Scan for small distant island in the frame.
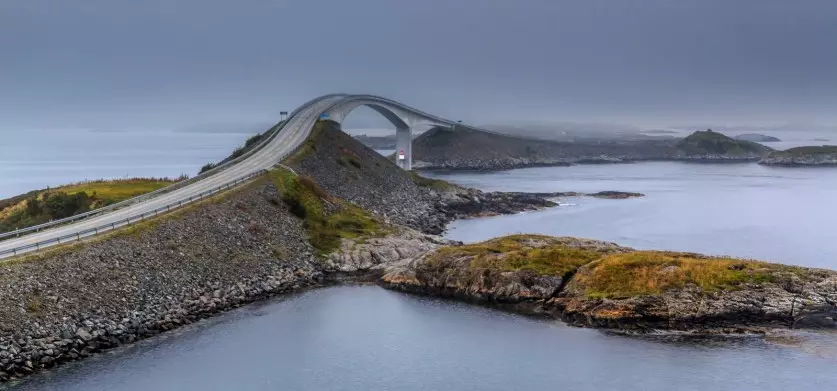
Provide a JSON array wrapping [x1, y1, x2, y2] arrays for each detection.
[[734, 133, 782, 142], [760, 145, 837, 166], [411, 128, 773, 170]]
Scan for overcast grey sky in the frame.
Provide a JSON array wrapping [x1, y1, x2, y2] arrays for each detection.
[[2, 0, 837, 131]]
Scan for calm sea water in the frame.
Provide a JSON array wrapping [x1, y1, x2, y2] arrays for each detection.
[[428, 162, 837, 269], [5, 139, 837, 389], [0, 129, 250, 199], [8, 286, 837, 391]]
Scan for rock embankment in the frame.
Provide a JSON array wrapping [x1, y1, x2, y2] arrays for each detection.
[[288, 121, 564, 233], [760, 146, 837, 166], [0, 120, 569, 382], [325, 229, 450, 273], [0, 178, 324, 381], [412, 128, 772, 170], [381, 235, 837, 333]]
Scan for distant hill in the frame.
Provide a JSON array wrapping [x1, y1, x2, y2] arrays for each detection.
[[675, 130, 772, 158], [480, 121, 646, 142], [734, 133, 781, 142], [353, 134, 396, 150], [411, 128, 772, 170], [760, 145, 837, 166]]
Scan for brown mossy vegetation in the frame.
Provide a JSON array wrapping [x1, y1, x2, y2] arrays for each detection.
[[428, 235, 612, 276], [407, 171, 455, 191], [269, 168, 385, 256], [572, 251, 807, 299], [419, 234, 819, 300], [0, 178, 178, 234]]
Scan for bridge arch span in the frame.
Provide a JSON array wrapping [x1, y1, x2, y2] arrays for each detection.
[[319, 95, 453, 170]]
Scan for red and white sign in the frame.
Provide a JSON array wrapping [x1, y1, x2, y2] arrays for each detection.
[[398, 149, 405, 160]]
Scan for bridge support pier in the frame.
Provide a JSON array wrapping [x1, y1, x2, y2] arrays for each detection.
[[395, 126, 412, 170]]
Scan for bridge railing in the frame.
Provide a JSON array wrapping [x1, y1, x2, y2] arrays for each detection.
[[0, 170, 268, 259], [0, 93, 347, 243], [323, 94, 517, 138], [0, 93, 505, 248]]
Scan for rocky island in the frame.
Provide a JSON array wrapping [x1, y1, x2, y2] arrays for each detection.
[[412, 128, 772, 170], [381, 235, 837, 332], [0, 120, 831, 383], [760, 146, 837, 166]]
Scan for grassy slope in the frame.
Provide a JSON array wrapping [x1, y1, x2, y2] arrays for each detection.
[[406, 171, 455, 191], [0, 178, 176, 233], [427, 235, 610, 276], [268, 168, 386, 256], [57, 179, 176, 204], [573, 251, 805, 298], [427, 235, 811, 299]]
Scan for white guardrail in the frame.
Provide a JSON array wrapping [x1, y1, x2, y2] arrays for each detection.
[[0, 170, 267, 258], [0, 93, 347, 243], [0, 93, 493, 258]]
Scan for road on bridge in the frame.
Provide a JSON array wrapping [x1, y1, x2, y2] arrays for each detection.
[[0, 96, 346, 259], [0, 94, 488, 260]]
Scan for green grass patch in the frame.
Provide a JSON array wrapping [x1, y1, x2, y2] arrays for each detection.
[[3, 175, 269, 265], [573, 251, 805, 299], [58, 178, 175, 204], [0, 178, 178, 234], [429, 235, 609, 276], [408, 171, 454, 191], [269, 168, 385, 256]]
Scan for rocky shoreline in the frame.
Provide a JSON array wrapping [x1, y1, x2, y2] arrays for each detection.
[[379, 235, 837, 334], [0, 178, 325, 382], [0, 270, 321, 381], [0, 121, 820, 383], [0, 184, 537, 382], [0, 122, 567, 383], [759, 146, 837, 167]]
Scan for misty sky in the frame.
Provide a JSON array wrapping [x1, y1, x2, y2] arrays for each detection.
[[2, 0, 837, 131]]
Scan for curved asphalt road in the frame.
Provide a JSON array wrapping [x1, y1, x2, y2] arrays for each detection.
[[0, 95, 347, 259]]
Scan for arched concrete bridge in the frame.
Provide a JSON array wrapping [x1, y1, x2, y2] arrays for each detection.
[[320, 94, 468, 170], [0, 94, 488, 258]]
